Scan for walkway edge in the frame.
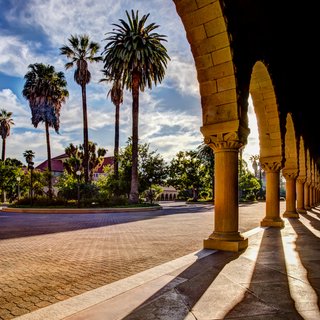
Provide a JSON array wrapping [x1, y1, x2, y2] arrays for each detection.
[[1, 206, 162, 214], [13, 227, 263, 320]]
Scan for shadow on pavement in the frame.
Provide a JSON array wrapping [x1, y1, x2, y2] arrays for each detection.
[[0, 204, 213, 240]]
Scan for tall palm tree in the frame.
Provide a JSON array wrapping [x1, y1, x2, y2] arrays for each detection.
[[0, 109, 14, 161], [23, 149, 35, 204], [100, 71, 123, 181], [249, 154, 260, 178], [60, 34, 102, 183], [102, 10, 170, 203], [22, 63, 68, 199]]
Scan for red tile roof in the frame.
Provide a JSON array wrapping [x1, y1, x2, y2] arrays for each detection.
[[36, 159, 65, 172], [36, 154, 114, 174]]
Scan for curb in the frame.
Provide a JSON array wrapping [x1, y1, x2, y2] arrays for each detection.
[[1, 206, 163, 214]]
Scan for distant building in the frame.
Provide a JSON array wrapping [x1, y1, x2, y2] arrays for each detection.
[[36, 153, 67, 177], [158, 186, 178, 201], [36, 154, 114, 181]]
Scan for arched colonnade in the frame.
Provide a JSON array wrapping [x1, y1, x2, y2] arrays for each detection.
[[173, 0, 320, 251]]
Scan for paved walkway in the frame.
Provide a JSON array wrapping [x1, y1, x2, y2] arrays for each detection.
[[14, 207, 320, 320], [0, 202, 291, 319]]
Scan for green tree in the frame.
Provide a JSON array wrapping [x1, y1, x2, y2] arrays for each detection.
[[0, 158, 24, 202], [239, 171, 261, 201], [60, 34, 102, 184], [104, 139, 167, 198], [168, 150, 210, 201], [0, 109, 14, 161], [100, 73, 123, 181], [63, 141, 106, 183], [196, 143, 215, 200], [22, 63, 68, 199], [102, 10, 170, 203]]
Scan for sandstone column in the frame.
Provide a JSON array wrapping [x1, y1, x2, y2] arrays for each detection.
[[283, 170, 299, 218], [304, 181, 311, 210], [203, 132, 248, 252], [260, 159, 284, 227], [296, 176, 306, 214]]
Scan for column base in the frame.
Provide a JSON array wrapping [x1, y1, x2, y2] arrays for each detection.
[[204, 238, 248, 252], [260, 217, 284, 228], [297, 208, 307, 214], [283, 211, 300, 218]]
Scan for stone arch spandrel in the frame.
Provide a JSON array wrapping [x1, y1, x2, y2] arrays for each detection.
[[298, 136, 306, 178], [283, 113, 298, 171], [173, 0, 247, 144], [249, 61, 282, 162]]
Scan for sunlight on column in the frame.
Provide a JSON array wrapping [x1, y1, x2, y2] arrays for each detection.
[[281, 221, 320, 318]]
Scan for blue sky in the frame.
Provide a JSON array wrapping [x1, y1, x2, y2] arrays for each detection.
[[0, 0, 259, 167]]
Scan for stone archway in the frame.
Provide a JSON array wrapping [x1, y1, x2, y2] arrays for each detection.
[[173, 0, 249, 252], [282, 114, 299, 218], [249, 61, 284, 228]]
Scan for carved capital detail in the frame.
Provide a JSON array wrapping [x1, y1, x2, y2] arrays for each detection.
[[260, 162, 282, 173], [296, 176, 306, 184], [282, 169, 298, 180], [204, 131, 243, 152]]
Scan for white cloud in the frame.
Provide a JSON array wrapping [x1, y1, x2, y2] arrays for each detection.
[[0, 89, 30, 127], [163, 56, 200, 97], [6, 129, 73, 166], [0, 0, 206, 164], [0, 35, 52, 77]]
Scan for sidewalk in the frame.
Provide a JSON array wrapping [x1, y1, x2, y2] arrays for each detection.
[[14, 209, 320, 320]]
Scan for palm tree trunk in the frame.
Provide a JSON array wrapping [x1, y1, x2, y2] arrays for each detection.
[[82, 83, 89, 184], [129, 72, 140, 204], [114, 102, 120, 180], [45, 121, 53, 199], [1, 138, 6, 203], [1, 138, 6, 161]]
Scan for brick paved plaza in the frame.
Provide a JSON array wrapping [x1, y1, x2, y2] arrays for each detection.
[[0, 202, 283, 319]]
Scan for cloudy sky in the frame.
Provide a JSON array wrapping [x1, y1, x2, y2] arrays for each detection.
[[0, 0, 259, 168]]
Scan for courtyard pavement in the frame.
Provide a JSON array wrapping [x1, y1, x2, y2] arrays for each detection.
[[2, 201, 318, 320]]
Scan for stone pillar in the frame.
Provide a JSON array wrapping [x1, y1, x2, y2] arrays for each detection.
[[203, 132, 248, 252], [309, 185, 314, 207], [260, 159, 284, 227], [283, 170, 299, 218], [296, 177, 306, 214], [304, 181, 311, 210]]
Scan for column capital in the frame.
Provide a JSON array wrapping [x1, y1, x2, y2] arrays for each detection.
[[282, 169, 298, 180], [260, 156, 283, 173], [296, 175, 306, 184], [204, 131, 243, 152]]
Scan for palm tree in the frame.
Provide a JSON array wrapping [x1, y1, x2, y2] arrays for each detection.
[[22, 63, 68, 199], [100, 72, 123, 181], [102, 10, 170, 203], [23, 149, 35, 204], [60, 34, 102, 183], [249, 154, 260, 178], [0, 109, 14, 161]]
